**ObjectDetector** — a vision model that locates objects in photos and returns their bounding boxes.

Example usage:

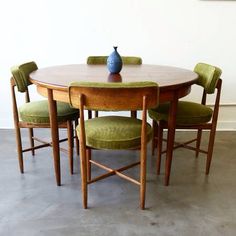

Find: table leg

[165,93,178,186]
[48,88,61,186]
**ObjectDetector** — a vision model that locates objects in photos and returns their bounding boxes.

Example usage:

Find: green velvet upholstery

[122,57,142,65]
[11,61,78,124]
[149,101,213,126]
[87,56,108,65]
[69,81,157,88]
[19,100,78,124]
[76,116,152,150]
[194,63,222,94]
[87,56,142,65]
[11,61,38,92]
[148,63,221,126]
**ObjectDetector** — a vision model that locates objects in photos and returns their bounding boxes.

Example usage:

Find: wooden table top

[30,64,198,90]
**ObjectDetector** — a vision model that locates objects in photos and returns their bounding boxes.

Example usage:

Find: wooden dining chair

[10,61,79,176]
[148,62,222,183]
[87,56,142,118]
[69,81,159,209]
[87,56,142,65]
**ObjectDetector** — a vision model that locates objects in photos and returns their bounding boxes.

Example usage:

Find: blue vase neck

[113,46,118,51]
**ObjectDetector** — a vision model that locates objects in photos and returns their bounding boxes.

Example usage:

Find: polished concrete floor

[0,129,236,236]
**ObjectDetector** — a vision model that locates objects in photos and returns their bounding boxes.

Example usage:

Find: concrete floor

[0,129,236,236]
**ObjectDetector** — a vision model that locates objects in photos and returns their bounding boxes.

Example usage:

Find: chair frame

[153,78,222,181]
[69,83,158,209]
[10,77,79,175]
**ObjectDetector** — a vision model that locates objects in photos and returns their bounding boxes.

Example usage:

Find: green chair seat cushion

[76,116,152,150]
[19,100,78,123]
[148,101,213,126]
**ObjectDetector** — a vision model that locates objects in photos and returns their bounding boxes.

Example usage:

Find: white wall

[1,0,236,129]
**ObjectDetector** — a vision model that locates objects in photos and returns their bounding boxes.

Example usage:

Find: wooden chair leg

[15,127,24,173]
[131,111,137,118]
[67,120,73,175]
[28,128,35,156]
[195,128,202,158]
[151,120,158,156]
[157,122,163,175]
[80,144,88,209]
[140,143,147,210]
[86,148,91,181]
[74,119,79,156]
[206,127,217,175]
[88,110,92,119]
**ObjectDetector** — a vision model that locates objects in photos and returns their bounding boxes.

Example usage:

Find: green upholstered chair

[69,81,159,209]
[87,56,142,65]
[148,62,222,183]
[87,56,142,118]
[10,61,79,176]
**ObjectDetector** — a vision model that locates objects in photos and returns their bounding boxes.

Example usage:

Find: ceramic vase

[107,46,123,74]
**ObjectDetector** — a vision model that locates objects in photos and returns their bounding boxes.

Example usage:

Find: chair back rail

[10,77,20,125]
[200,78,222,125]
[69,85,159,111]
[211,78,222,126]
[10,77,31,124]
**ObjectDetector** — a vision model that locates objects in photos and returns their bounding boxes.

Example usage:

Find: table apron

[37,84,192,104]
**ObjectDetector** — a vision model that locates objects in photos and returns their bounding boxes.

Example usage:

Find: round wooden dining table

[30,64,198,186]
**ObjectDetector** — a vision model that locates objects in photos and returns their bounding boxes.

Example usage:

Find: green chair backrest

[11,61,38,93]
[87,56,142,65]
[194,63,222,94]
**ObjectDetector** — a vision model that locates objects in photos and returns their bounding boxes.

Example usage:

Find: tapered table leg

[48,89,61,186]
[165,93,178,186]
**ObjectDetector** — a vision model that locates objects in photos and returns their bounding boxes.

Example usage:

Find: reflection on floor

[0,129,236,235]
